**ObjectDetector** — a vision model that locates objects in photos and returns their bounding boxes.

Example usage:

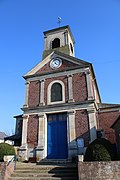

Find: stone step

[12,172,77,177]
[15,169,77,173]
[15,164,77,168]
[9,177,77,180]
[9,162,78,180]
[16,166,77,171]
[16,163,76,168]
[36,159,74,165]
[14,170,77,175]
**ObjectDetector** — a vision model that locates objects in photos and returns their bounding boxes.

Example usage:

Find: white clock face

[50,58,62,69]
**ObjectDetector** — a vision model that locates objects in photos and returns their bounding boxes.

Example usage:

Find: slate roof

[4,134,21,141]
[14,114,23,118]
[98,103,120,109]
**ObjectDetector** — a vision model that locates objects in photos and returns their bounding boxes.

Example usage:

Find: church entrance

[47,113,68,159]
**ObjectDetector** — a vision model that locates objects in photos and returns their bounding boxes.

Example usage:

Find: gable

[24,51,90,78]
[35,57,78,74]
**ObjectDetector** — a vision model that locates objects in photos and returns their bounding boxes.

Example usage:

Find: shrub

[84,138,114,161]
[0,143,15,162]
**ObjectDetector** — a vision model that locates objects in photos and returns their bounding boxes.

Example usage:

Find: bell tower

[42,25,75,59]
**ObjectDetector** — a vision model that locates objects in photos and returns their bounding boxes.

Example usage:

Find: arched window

[51,83,62,102]
[52,38,60,49]
[47,80,65,104]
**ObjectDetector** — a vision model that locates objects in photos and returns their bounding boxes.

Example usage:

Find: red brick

[73,73,88,102]
[75,110,90,145]
[27,115,38,148]
[28,81,40,107]
[98,111,120,144]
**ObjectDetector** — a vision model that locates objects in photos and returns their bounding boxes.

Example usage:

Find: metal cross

[58,17,62,27]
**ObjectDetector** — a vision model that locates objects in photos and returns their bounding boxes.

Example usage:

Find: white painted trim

[47,80,65,105]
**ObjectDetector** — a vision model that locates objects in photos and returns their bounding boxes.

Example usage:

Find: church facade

[16,25,120,161]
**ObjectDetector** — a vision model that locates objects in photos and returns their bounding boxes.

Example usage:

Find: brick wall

[75,110,90,146]
[73,73,88,102]
[98,110,120,144]
[28,81,40,107]
[27,115,39,148]
[78,161,120,180]
[28,72,88,107]
[0,162,14,180]
[112,119,120,156]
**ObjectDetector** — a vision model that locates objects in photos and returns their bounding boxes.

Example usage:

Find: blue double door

[47,113,68,159]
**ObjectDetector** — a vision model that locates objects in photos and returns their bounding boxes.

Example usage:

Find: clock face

[50,58,62,69]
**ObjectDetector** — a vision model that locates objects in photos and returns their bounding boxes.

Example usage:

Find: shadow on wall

[26,129,91,163]
[18,127,94,163]
[84,138,118,161]
[18,126,118,162]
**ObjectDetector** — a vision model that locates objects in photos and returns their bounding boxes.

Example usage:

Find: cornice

[21,100,95,114]
[23,66,89,81]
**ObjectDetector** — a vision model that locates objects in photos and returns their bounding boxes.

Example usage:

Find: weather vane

[58,16,62,27]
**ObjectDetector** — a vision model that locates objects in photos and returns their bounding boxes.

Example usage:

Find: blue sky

[0,0,120,134]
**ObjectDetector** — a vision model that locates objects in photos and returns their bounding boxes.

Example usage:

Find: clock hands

[54,60,59,66]
[50,58,62,69]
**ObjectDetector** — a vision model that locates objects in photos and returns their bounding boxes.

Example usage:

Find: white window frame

[47,80,65,105]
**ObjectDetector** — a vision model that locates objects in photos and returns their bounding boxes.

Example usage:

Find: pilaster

[86,70,94,100]
[36,113,45,161]
[67,110,77,159]
[87,109,97,142]
[67,75,74,102]
[23,81,30,107]
[19,115,29,161]
[39,79,45,105]
[64,30,68,45]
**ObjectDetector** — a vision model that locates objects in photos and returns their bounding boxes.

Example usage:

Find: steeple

[42,25,75,59]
